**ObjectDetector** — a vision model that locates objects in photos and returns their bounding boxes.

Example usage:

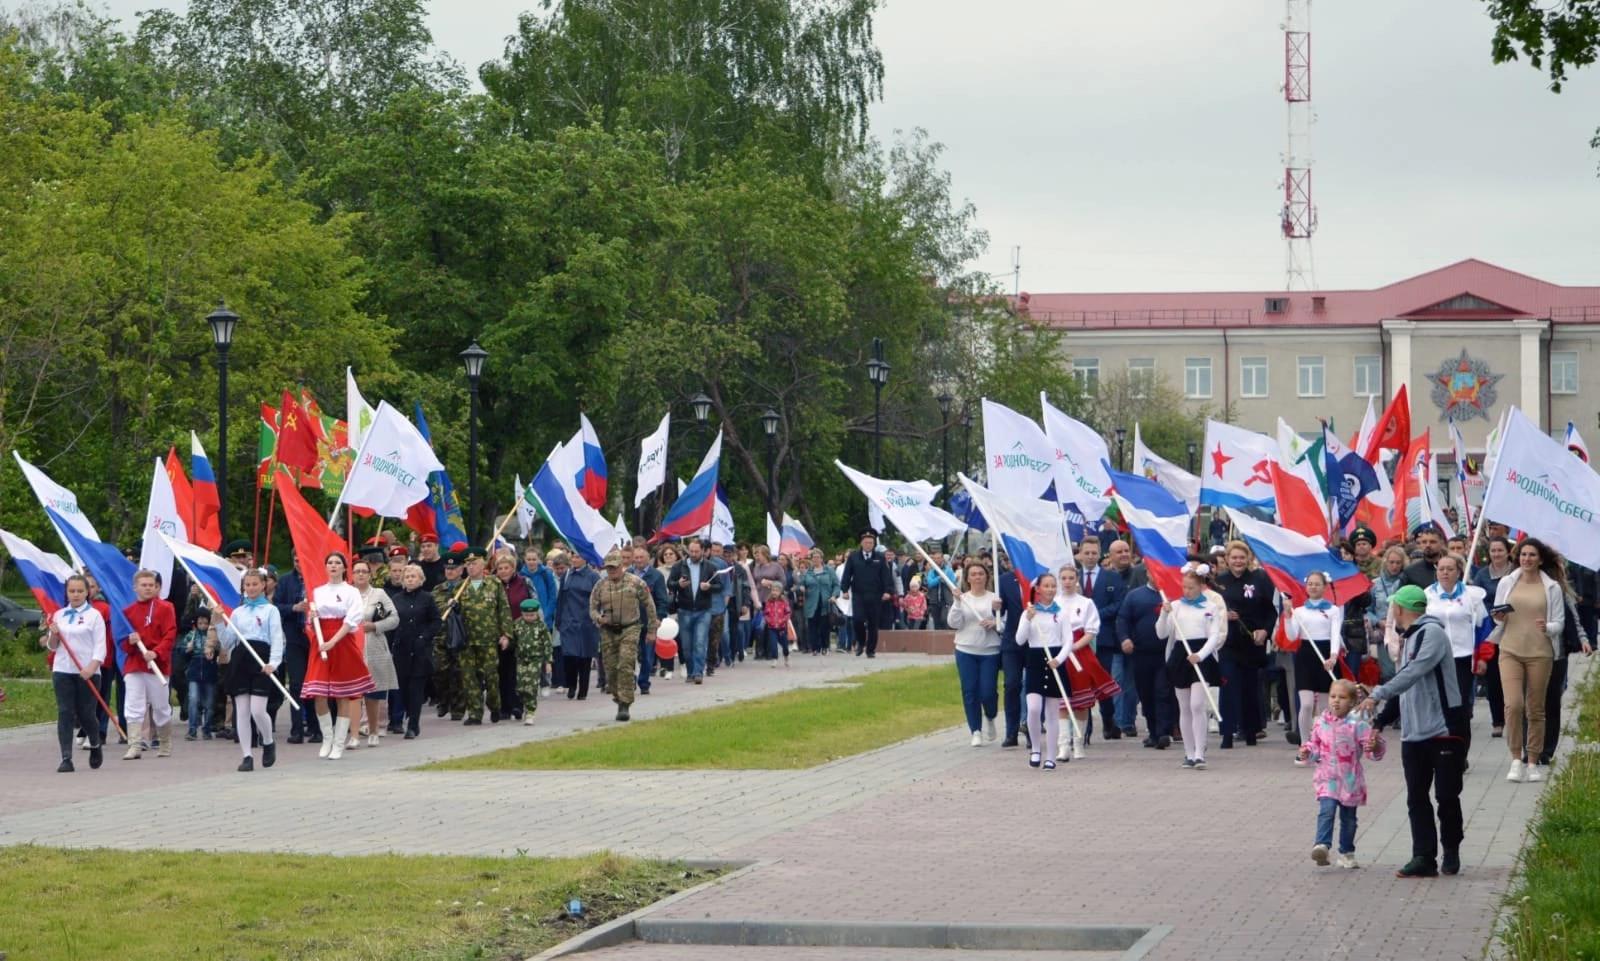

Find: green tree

[1486,0,1600,92]
[1076,370,1217,471]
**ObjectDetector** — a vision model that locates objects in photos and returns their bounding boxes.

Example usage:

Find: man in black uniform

[840,529,895,659]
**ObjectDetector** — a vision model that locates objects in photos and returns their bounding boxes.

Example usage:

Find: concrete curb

[633,918,1159,952]
[527,859,766,960]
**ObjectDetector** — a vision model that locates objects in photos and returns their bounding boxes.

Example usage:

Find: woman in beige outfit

[1489,538,1565,784]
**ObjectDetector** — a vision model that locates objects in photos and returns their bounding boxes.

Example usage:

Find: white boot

[317,714,335,758]
[1055,730,1069,762]
[1072,735,1086,760]
[329,717,350,760]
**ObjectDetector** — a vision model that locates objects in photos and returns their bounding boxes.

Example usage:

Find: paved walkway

[0,652,1586,961]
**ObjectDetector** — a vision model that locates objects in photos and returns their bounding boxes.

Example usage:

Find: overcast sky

[94,0,1600,293]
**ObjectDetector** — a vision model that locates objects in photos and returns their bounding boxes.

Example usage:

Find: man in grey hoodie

[1359,584,1466,878]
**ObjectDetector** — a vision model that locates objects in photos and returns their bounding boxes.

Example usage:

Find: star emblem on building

[1430,349,1502,422]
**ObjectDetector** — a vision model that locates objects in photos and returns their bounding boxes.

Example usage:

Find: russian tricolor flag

[1000,533,1051,601]
[0,528,74,617]
[1225,507,1370,606]
[653,431,721,543]
[190,431,222,550]
[577,413,608,511]
[43,507,139,668]
[1106,466,1191,601]
[157,532,243,614]
[779,513,814,556]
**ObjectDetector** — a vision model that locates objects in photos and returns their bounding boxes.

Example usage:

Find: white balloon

[656,616,680,640]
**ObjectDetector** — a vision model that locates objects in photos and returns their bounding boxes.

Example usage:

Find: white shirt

[49,604,106,675]
[1156,596,1225,661]
[1286,602,1344,658]
[1424,581,1489,658]
[312,583,365,632]
[1016,594,1100,652]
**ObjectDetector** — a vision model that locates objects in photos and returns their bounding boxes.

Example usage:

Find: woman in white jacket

[1489,538,1566,783]
[1157,563,1225,769]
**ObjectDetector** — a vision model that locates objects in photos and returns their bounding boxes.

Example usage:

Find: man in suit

[1104,538,1147,734]
[840,529,895,658]
[1076,539,1126,738]
[996,552,1028,748]
[667,537,723,683]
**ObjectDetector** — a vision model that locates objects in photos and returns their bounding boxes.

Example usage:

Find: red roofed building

[1018,259,1600,451]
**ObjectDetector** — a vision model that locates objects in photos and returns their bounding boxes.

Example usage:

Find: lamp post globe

[460,341,489,539]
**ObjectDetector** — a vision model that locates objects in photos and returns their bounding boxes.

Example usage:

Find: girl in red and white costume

[121,570,177,760]
[1053,566,1119,762]
[300,552,371,760]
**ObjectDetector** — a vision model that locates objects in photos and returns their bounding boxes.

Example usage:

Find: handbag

[444,604,469,654]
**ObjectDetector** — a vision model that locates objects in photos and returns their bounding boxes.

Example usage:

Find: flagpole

[252,475,263,561]
[164,544,299,711]
[47,620,128,743]
[440,494,528,617]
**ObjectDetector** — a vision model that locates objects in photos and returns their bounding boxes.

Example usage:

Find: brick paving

[0,652,1585,961]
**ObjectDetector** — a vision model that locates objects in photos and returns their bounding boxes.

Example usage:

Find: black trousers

[1131,651,1175,739]
[853,607,881,656]
[1542,657,1569,764]
[1220,654,1263,741]
[1453,655,1476,756]
[1001,645,1027,741]
[398,669,428,735]
[809,611,831,652]
[284,644,315,737]
[564,654,591,698]
[1481,646,1505,728]
[1401,736,1465,861]
[54,673,98,760]
[497,645,521,718]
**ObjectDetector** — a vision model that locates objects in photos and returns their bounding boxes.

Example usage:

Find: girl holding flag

[300,552,371,760]
[217,568,285,772]
[1017,572,1074,770]
[1285,572,1344,762]
[42,575,105,772]
[1157,563,1225,769]
[1054,566,1118,761]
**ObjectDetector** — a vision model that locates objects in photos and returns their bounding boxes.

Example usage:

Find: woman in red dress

[1054,565,1120,761]
[300,552,371,760]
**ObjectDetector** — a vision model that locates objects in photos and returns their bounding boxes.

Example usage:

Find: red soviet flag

[276,390,321,476]
[1362,385,1411,462]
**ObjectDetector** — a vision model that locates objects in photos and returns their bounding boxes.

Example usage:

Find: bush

[0,625,50,679]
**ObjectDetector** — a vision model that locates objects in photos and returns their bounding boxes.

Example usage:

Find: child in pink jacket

[1297,678,1385,869]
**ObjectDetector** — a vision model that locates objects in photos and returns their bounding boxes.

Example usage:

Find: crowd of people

[34,508,1594,878]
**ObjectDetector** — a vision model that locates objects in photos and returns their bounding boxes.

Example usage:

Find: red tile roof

[1016,259,1600,330]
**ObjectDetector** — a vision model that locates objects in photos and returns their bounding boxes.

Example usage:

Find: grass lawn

[427,664,956,771]
[1499,662,1600,961]
[0,676,57,729]
[0,846,713,961]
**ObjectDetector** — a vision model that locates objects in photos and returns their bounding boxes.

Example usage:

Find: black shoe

[616,705,630,722]
[386,724,404,734]
[1001,736,1019,748]
[490,712,501,723]
[288,733,304,745]
[567,690,577,700]
[1220,734,1234,749]
[1120,726,1138,738]
[89,746,103,769]
[866,653,875,658]
[640,688,651,695]
[262,742,276,768]
[1142,737,1157,748]
[463,717,483,726]
[1286,730,1302,746]
[1103,727,1122,740]
[57,758,74,773]
[450,714,464,720]
[436,704,449,717]
[308,732,323,744]
[1157,736,1172,750]
[1244,735,1258,746]
[237,756,254,772]
[404,730,417,739]
[1441,849,1461,875]
[1396,857,1438,878]
[576,694,587,701]
[856,649,864,656]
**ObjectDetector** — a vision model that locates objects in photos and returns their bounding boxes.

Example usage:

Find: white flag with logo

[13,451,100,568]
[1132,423,1199,513]
[513,474,536,536]
[1479,406,1600,568]
[635,411,670,507]
[346,367,378,450]
[1040,394,1114,519]
[339,401,445,517]
[981,398,1056,501]
[836,461,964,544]
[766,513,781,557]
[138,458,189,598]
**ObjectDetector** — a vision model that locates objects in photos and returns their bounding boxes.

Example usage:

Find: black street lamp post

[866,338,890,474]
[460,341,488,540]
[761,408,780,520]
[1187,440,1198,474]
[961,409,973,478]
[937,392,952,502]
[205,302,238,543]
[1114,426,1127,472]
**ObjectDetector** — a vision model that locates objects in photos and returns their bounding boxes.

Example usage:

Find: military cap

[463,545,487,561]
[858,527,879,540]
[1350,526,1377,548]
[603,550,624,567]
[443,550,465,566]
[519,598,540,612]
[223,539,252,558]
[387,544,411,559]
[449,540,469,553]
[420,533,439,544]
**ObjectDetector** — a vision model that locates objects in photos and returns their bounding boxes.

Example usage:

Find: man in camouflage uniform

[431,549,467,720]
[454,546,513,724]
[590,550,660,721]
[512,597,553,725]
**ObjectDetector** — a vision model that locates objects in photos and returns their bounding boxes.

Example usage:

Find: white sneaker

[970,732,983,747]
[523,715,535,726]
[1311,843,1330,866]
[1336,854,1360,869]
[367,734,380,748]
[346,734,361,750]
[1507,760,1525,783]
[983,717,997,742]
[1527,764,1547,783]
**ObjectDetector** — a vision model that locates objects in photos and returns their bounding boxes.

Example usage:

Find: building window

[1298,355,1325,398]
[1184,357,1212,399]
[1353,355,1381,397]
[1072,357,1099,393]
[1240,356,1268,398]
[1552,350,1579,395]
[1128,357,1155,398]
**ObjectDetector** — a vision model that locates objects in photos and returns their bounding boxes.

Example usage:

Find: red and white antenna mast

[1281,0,1317,290]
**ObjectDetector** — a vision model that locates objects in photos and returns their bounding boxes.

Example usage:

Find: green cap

[1391,585,1428,613]
[519,598,540,612]
[443,550,465,566]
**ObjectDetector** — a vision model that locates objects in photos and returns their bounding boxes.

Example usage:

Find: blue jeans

[955,650,1000,734]
[186,680,215,735]
[733,619,751,660]
[679,610,711,679]
[767,626,790,659]
[837,618,853,651]
[718,614,733,667]
[1112,652,1138,730]
[637,634,655,693]
[1316,797,1358,854]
